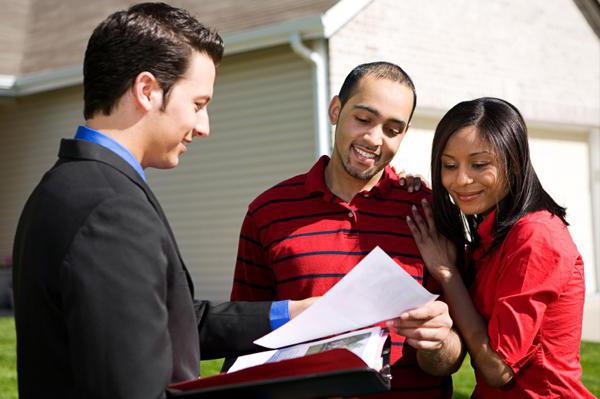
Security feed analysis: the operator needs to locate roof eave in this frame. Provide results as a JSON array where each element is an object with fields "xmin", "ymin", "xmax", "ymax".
[
  {"xmin": 0, "ymin": 65, "xmax": 83, "ymax": 98},
  {"xmin": 0, "ymin": 0, "xmax": 372, "ymax": 97},
  {"xmin": 224, "ymin": 0, "xmax": 372, "ymax": 54},
  {"xmin": 223, "ymin": 15, "xmax": 325, "ymax": 55},
  {"xmin": 0, "ymin": 75, "xmax": 17, "ymax": 97},
  {"xmin": 573, "ymin": 0, "xmax": 600, "ymax": 38}
]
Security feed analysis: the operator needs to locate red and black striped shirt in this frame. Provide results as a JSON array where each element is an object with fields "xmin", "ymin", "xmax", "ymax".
[{"xmin": 231, "ymin": 156, "xmax": 452, "ymax": 398}]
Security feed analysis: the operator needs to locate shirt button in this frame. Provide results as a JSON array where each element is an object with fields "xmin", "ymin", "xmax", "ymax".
[
  {"xmin": 347, "ymin": 211, "xmax": 354, "ymax": 218},
  {"xmin": 363, "ymin": 193, "xmax": 370, "ymax": 198}
]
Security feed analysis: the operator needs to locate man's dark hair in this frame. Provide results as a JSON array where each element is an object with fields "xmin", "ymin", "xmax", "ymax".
[
  {"xmin": 430, "ymin": 97, "xmax": 567, "ymax": 262},
  {"xmin": 83, "ymin": 2, "xmax": 223, "ymax": 119},
  {"xmin": 338, "ymin": 62, "xmax": 417, "ymax": 123}
]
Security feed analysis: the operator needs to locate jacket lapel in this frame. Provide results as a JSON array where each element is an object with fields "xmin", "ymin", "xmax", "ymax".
[{"xmin": 58, "ymin": 139, "xmax": 195, "ymax": 297}]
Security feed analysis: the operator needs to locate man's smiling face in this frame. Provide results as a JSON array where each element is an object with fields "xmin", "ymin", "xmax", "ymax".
[{"xmin": 329, "ymin": 76, "xmax": 414, "ymax": 182}]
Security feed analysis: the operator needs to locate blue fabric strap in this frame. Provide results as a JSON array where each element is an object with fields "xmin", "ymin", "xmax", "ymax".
[{"xmin": 269, "ymin": 300, "xmax": 290, "ymax": 330}]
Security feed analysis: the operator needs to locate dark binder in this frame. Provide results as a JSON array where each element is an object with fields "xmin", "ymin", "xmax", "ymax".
[{"xmin": 167, "ymin": 347, "xmax": 391, "ymax": 399}]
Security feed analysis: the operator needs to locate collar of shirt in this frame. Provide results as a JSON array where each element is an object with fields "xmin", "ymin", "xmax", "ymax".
[
  {"xmin": 303, "ymin": 155, "xmax": 395, "ymax": 202},
  {"xmin": 473, "ymin": 210, "xmax": 496, "ymax": 260},
  {"xmin": 75, "ymin": 125, "xmax": 146, "ymax": 181}
]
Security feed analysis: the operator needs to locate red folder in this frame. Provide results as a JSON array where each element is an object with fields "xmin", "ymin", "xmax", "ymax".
[{"xmin": 167, "ymin": 348, "xmax": 390, "ymax": 398}]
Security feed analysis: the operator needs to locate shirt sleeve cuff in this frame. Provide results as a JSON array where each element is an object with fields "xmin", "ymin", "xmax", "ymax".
[
  {"xmin": 269, "ymin": 300, "xmax": 290, "ymax": 330},
  {"xmin": 492, "ymin": 341, "xmax": 541, "ymax": 375}
]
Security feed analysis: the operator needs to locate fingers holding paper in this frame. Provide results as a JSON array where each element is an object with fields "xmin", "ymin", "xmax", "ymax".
[{"xmin": 386, "ymin": 300, "xmax": 452, "ymax": 350}]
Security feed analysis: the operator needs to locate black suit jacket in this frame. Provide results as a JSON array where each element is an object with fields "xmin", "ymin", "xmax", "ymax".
[{"xmin": 12, "ymin": 139, "xmax": 271, "ymax": 399}]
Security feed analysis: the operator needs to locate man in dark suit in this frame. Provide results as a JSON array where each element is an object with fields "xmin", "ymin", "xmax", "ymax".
[{"xmin": 12, "ymin": 3, "xmax": 312, "ymax": 398}]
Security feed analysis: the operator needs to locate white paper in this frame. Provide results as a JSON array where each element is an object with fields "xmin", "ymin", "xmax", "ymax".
[
  {"xmin": 230, "ymin": 326, "xmax": 386, "ymax": 373},
  {"xmin": 254, "ymin": 246, "xmax": 437, "ymax": 348},
  {"xmin": 227, "ymin": 350, "xmax": 276, "ymax": 373}
]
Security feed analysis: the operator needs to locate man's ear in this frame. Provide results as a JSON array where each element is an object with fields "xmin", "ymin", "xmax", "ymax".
[
  {"xmin": 132, "ymin": 72, "xmax": 162, "ymax": 112},
  {"xmin": 328, "ymin": 96, "xmax": 342, "ymax": 125}
]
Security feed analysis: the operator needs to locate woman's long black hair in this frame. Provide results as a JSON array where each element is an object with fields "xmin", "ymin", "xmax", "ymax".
[{"xmin": 430, "ymin": 97, "xmax": 567, "ymax": 259}]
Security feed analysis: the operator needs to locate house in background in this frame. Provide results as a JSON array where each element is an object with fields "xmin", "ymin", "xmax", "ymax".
[{"xmin": 1, "ymin": 0, "xmax": 599, "ymax": 339}]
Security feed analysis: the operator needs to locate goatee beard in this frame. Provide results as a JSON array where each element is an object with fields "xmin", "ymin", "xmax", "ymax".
[{"xmin": 341, "ymin": 158, "xmax": 384, "ymax": 181}]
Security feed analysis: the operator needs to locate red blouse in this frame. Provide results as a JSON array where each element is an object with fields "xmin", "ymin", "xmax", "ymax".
[{"xmin": 470, "ymin": 210, "xmax": 593, "ymax": 398}]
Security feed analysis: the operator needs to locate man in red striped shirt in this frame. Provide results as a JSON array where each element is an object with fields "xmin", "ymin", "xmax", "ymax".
[{"xmin": 230, "ymin": 62, "xmax": 463, "ymax": 398}]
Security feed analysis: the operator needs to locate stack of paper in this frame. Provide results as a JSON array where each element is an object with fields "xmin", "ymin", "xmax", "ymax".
[{"xmin": 254, "ymin": 246, "xmax": 437, "ymax": 349}]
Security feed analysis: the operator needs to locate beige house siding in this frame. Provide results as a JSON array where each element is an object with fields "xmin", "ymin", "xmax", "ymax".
[
  {"xmin": 0, "ymin": 46, "xmax": 315, "ymax": 300},
  {"xmin": 0, "ymin": 86, "xmax": 84, "ymax": 259}
]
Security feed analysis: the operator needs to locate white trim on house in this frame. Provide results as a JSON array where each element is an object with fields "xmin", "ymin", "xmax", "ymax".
[
  {"xmin": 223, "ymin": 15, "xmax": 325, "ymax": 55},
  {"xmin": 0, "ymin": 75, "xmax": 16, "ymax": 93},
  {"xmin": 224, "ymin": 0, "xmax": 371, "ymax": 54},
  {"xmin": 0, "ymin": 0, "xmax": 373, "ymax": 99},
  {"xmin": 590, "ymin": 128, "xmax": 600, "ymax": 294},
  {"xmin": 416, "ymin": 105, "xmax": 598, "ymax": 133},
  {"xmin": 312, "ymin": 38, "xmax": 331, "ymax": 156},
  {"xmin": 289, "ymin": 34, "xmax": 331, "ymax": 157},
  {"xmin": 322, "ymin": 0, "xmax": 372, "ymax": 37},
  {"xmin": 16, "ymin": 65, "xmax": 81, "ymax": 96},
  {"xmin": 0, "ymin": 65, "xmax": 82, "ymax": 97}
]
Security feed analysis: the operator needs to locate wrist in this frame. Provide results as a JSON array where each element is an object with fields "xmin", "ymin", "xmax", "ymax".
[
  {"xmin": 436, "ymin": 265, "xmax": 459, "ymax": 285},
  {"xmin": 288, "ymin": 296, "xmax": 319, "ymax": 319},
  {"xmin": 288, "ymin": 300, "xmax": 300, "ymax": 319},
  {"xmin": 419, "ymin": 336, "xmax": 447, "ymax": 355},
  {"xmin": 416, "ymin": 329, "xmax": 463, "ymax": 376}
]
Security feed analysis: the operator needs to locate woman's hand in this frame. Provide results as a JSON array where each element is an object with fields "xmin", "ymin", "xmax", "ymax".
[
  {"xmin": 393, "ymin": 167, "xmax": 430, "ymax": 192},
  {"xmin": 409, "ymin": 202, "xmax": 514, "ymax": 387},
  {"xmin": 407, "ymin": 198, "xmax": 458, "ymax": 284}
]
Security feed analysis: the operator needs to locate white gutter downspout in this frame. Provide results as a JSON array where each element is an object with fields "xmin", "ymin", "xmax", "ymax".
[{"xmin": 289, "ymin": 33, "xmax": 331, "ymax": 157}]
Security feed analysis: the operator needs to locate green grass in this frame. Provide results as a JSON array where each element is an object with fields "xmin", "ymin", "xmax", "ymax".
[
  {"xmin": 582, "ymin": 341, "xmax": 600, "ymax": 395},
  {"xmin": 1, "ymin": 317, "xmax": 598, "ymax": 398},
  {"xmin": 449, "ymin": 346, "xmax": 600, "ymax": 398},
  {"xmin": 0, "ymin": 318, "xmax": 17, "ymax": 399},
  {"xmin": 452, "ymin": 354, "xmax": 475, "ymax": 398},
  {"xmin": 200, "ymin": 358, "xmax": 224, "ymax": 377}
]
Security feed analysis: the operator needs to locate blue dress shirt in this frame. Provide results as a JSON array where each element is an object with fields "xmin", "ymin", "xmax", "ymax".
[
  {"xmin": 269, "ymin": 300, "xmax": 290, "ymax": 330},
  {"xmin": 75, "ymin": 125, "xmax": 146, "ymax": 181}
]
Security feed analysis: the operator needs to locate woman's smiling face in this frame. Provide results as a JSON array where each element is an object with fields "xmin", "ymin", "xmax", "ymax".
[{"xmin": 441, "ymin": 125, "xmax": 509, "ymax": 216}]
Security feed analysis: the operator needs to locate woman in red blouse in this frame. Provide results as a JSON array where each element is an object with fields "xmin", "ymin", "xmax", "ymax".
[{"xmin": 405, "ymin": 97, "xmax": 593, "ymax": 398}]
